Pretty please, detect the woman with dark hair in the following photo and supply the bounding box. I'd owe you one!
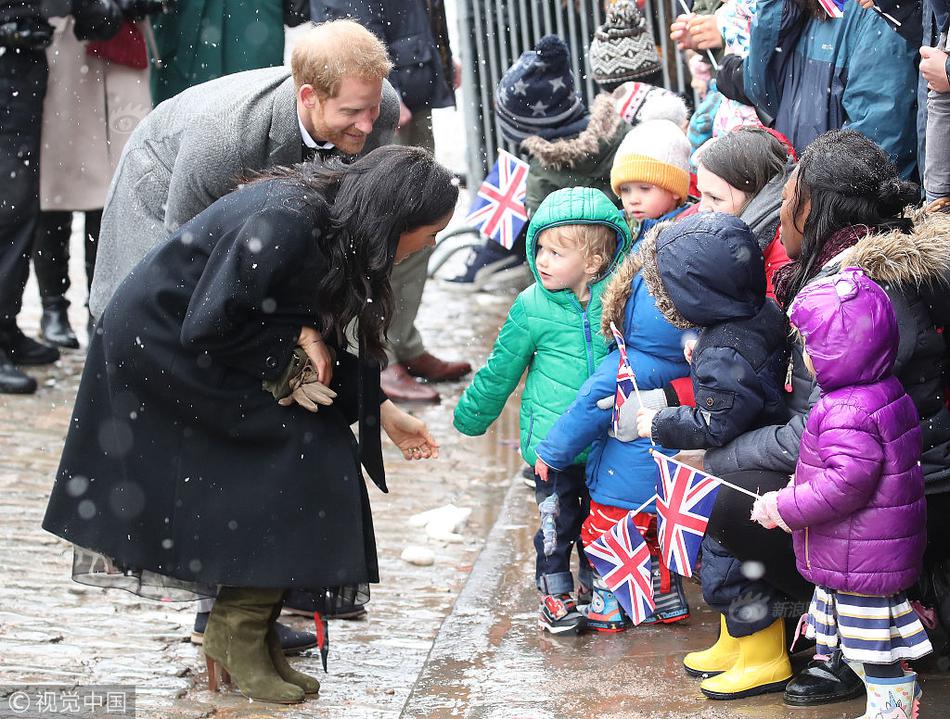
[696,126,793,299]
[697,129,950,705]
[41,145,458,704]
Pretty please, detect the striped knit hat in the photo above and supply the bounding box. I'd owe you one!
[610,119,691,200]
[495,35,590,144]
[589,0,662,89]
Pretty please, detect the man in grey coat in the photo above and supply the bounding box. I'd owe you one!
[89,19,395,320]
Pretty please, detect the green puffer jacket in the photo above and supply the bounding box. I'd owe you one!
[453,187,632,466]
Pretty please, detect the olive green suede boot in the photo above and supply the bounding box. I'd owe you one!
[203,587,305,704]
[267,603,321,694]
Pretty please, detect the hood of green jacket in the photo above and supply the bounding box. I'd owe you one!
[525,186,632,306]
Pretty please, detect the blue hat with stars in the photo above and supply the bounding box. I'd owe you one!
[494,35,590,144]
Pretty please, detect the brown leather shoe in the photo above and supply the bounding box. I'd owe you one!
[381,363,440,403]
[404,352,473,382]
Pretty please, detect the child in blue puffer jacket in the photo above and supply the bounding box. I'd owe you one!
[535,234,690,631]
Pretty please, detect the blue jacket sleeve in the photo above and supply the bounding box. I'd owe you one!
[652,346,765,450]
[535,349,619,470]
[841,14,919,178]
[743,0,797,118]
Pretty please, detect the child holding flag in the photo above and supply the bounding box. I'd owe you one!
[751,268,931,719]
[534,233,690,631]
[454,187,631,634]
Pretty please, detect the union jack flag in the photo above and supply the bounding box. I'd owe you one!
[817,0,845,17]
[654,451,722,578]
[586,512,656,625]
[609,322,635,437]
[464,149,529,249]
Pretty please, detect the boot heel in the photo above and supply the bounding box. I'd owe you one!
[205,655,230,692]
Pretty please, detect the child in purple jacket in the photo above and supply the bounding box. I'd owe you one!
[752,267,931,719]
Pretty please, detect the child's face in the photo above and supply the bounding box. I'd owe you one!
[617,182,680,221]
[697,165,749,215]
[535,229,598,298]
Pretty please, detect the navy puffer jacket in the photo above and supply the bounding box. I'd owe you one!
[641,213,790,449]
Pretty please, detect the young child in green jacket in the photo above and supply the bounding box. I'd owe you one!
[454,186,631,634]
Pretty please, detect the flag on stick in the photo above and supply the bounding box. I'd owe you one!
[464,149,529,249]
[586,512,656,625]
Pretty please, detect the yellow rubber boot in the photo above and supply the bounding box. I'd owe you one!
[683,614,740,677]
[700,618,792,699]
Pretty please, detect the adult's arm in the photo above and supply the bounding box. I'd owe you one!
[652,346,764,449]
[164,114,245,235]
[72,0,124,40]
[842,11,918,178]
[180,206,310,381]
[535,350,618,470]
[453,297,535,436]
[742,0,803,117]
[776,404,884,529]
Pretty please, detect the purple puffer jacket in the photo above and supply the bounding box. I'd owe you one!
[777,268,926,596]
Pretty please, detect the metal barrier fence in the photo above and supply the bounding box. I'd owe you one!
[457,0,692,186]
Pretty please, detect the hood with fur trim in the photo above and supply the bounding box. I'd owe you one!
[521,93,627,171]
[840,210,950,289]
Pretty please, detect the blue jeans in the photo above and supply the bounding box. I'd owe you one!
[533,464,592,595]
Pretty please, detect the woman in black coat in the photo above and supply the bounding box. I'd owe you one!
[42,146,458,704]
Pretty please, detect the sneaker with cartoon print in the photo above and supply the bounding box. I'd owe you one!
[538,593,586,635]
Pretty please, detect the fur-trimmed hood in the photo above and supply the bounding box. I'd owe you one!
[840,211,950,288]
[521,93,626,170]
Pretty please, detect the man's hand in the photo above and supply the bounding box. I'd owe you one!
[636,407,657,439]
[297,326,333,385]
[921,46,950,93]
[398,100,413,129]
[380,400,439,460]
[534,458,550,482]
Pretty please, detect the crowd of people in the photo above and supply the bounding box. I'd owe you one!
[2,0,949,716]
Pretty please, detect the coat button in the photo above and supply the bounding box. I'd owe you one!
[265,356,278,369]
[705,397,715,407]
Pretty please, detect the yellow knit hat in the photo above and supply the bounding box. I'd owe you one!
[611,119,691,200]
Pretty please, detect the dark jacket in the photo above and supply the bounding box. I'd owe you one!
[43,178,386,590]
[642,213,789,449]
[706,215,950,494]
[311,0,454,112]
[743,0,918,178]
[0,0,122,43]
[779,268,926,595]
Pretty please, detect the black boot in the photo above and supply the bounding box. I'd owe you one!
[40,296,79,349]
[0,349,37,394]
[4,327,60,365]
[783,650,865,706]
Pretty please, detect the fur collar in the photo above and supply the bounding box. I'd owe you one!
[520,94,624,170]
[841,210,950,288]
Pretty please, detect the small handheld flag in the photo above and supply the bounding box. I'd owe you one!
[817,0,845,18]
[653,450,722,578]
[464,149,529,249]
[586,512,656,625]
[609,323,637,438]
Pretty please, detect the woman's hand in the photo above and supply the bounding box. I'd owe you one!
[921,46,950,93]
[380,400,440,460]
[670,13,694,49]
[687,14,723,50]
[534,458,550,483]
[636,407,657,439]
[297,326,333,385]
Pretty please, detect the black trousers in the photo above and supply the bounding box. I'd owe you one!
[32,210,101,299]
[0,48,48,345]
[0,48,47,340]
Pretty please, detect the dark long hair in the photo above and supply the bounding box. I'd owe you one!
[266,146,458,361]
[783,129,918,302]
[699,126,788,201]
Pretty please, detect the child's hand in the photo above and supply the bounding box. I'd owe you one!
[750,491,789,532]
[534,458,550,483]
[683,339,698,364]
[636,408,656,439]
[857,0,875,8]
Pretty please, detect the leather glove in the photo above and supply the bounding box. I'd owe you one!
[596,387,668,442]
[263,348,336,411]
[750,491,790,532]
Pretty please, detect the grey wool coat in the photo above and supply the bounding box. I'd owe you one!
[89,66,399,318]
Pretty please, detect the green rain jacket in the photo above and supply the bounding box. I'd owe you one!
[453,187,631,466]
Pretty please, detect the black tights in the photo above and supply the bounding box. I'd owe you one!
[32,210,101,299]
[864,661,903,678]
